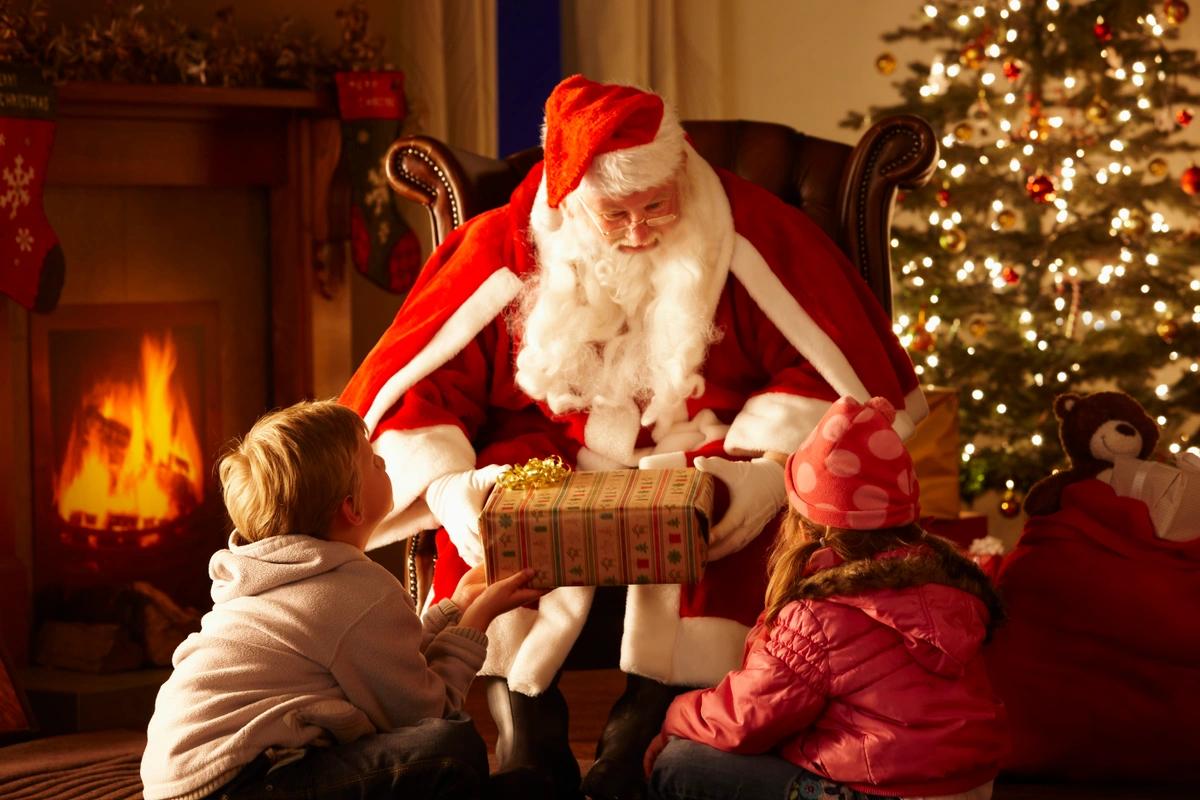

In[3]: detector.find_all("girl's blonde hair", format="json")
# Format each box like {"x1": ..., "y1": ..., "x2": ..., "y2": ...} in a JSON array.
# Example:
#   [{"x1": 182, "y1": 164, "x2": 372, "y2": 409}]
[
  {"x1": 218, "y1": 400, "x2": 366, "y2": 542},
  {"x1": 763, "y1": 508, "x2": 1004, "y2": 637}
]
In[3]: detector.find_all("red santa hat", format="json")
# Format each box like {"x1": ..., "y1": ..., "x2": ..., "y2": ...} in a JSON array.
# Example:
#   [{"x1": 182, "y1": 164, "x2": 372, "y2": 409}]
[
  {"x1": 542, "y1": 74, "x2": 684, "y2": 207},
  {"x1": 785, "y1": 396, "x2": 921, "y2": 530}
]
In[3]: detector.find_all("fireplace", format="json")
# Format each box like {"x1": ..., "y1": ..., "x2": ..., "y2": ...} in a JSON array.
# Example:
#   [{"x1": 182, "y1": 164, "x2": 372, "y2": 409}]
[
  {"x1": 30, "y1": 303, "x2": 222, "y2": 610},
  {"x1": 0, "y1": 83, "x2": 350, "y2": 668}
]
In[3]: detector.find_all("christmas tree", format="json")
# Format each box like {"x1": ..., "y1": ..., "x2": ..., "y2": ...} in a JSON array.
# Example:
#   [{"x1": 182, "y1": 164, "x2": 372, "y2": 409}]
[{"x1": 843, "y1": 0, "x2": 1200, "y2": 511}]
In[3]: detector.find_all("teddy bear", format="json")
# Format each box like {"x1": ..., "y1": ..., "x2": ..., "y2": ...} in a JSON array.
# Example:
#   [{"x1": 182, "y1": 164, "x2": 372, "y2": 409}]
[{"x1": 1022, "y1": 390, "x2": 1160, "y2": 517}]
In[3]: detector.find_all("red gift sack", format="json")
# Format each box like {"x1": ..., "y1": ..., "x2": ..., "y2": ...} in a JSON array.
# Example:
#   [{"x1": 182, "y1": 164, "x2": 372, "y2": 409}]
[{"x1": 986, "y1": 479, "x2": 1200, "y2": 780}]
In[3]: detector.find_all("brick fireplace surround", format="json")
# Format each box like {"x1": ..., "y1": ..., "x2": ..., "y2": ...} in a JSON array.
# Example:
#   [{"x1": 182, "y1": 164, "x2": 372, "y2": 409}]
[{"x1": 0, "y1": 83, "x2": 350, "y2": 669}]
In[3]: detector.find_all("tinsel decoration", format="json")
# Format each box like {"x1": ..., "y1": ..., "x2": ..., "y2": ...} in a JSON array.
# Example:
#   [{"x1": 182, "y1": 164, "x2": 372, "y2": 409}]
[{"x1": 0, "y1": 0, "x2": 386, "y2": 89}]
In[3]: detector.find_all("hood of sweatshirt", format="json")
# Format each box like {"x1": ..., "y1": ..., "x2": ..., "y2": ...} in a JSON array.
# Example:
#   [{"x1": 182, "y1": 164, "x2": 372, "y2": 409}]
[{"x1": 209, "y1": 533, "x2": 367, "y2": 604}]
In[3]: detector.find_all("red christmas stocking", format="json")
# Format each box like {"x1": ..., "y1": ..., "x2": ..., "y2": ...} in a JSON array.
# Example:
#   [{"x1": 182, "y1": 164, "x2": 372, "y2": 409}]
[
  {"x1": 334, "y1": 71, "x2": 421, "y2": 295},
  {"x1": 0, "y1": 66, "x2": 65, "y2": 312}
]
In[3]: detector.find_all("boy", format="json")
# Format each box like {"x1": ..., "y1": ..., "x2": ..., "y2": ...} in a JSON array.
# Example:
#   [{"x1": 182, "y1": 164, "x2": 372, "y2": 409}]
[{"x1": 140, "y1": 400, "x2": 540, "y2": 800}]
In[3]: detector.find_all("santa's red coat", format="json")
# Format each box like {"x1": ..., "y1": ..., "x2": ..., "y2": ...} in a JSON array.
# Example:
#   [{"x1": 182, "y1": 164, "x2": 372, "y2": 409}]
[{"x1": 341, "y1": 151, "x2": 924, "y2": 694}]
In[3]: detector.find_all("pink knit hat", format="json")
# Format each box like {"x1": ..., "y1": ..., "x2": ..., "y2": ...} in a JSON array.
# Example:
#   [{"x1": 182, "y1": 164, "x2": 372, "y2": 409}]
[{"x1": 784, "y1": 396, "x2": 920, "y2": 530}]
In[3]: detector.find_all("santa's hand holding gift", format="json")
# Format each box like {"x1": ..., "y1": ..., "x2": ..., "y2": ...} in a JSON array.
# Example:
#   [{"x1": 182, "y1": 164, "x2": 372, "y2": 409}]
[{"x1": 341, "y1": 75, "x2": 924, "y2": 800}]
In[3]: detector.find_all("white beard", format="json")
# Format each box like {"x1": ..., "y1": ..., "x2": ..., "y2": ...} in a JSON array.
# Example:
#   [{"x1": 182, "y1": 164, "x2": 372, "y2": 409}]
[{"x1": 514, "y1": 155, "x2": 731, "y2": 439}]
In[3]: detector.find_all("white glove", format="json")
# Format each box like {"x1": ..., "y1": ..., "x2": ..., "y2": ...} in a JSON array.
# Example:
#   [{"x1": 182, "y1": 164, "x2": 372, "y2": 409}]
[
  {"x1": 694, "y1": 456, "x2": 786, "y2": 561},
  {"x1": 423, "y1": 464, "x2": 508, "y2": 567}
]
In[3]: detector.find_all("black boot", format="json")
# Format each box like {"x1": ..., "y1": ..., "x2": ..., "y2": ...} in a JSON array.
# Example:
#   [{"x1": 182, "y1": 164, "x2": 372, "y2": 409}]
[
  {"x1": 580, "y1": 674, "x2": 686, "y2": 800},
  {"x1": 486, "y1": 675, "x2": 582, "y2": 800}
]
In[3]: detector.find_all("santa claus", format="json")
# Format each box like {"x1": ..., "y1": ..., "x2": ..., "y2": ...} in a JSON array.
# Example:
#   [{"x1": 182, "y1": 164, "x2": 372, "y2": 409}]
[{"x1": 341, "y1": 75, "x2": 926, "y2": 800}]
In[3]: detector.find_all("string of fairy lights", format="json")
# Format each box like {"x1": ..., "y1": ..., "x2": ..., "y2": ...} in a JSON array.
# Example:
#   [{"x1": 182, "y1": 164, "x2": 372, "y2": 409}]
[{"x1": 877, "y1": 0, "x2": 1200, "y2": 509}]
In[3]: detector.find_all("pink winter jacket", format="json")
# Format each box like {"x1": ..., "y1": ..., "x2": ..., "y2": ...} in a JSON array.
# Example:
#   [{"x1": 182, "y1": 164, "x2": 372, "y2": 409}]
[{"x1": 660, "y1": 571, "x2": 1006, "y2": 797}]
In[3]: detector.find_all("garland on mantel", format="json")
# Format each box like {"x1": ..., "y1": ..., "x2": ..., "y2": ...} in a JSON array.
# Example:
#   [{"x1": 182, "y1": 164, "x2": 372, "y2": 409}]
[{"x1": 0, "y1": 0, "x2": 388, "y2": 89}]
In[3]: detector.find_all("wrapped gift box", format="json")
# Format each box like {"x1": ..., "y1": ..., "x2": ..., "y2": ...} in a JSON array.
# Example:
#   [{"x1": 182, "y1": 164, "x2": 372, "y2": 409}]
[
  {"x1": 908, "y1": 387, "x2": 962, "y2": 519},
  {"x1": 1109, "y1": 453, "x2": 1200, "y2": 541},
  {"x1": 482, "y1": 468, "x2": 714, "y2": 588}
]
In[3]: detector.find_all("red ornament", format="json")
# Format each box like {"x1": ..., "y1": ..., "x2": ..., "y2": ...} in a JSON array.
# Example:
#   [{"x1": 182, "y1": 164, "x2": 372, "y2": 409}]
[
  {"x1": 1182, "y1": 165, "x2": 1200, "y2": 196},
  {"x1": 1093, "y1": 21, "x2": 1113, "y2": 42},
  {"x1": 911, "y1": 329, "x2": 935, "y2": 353},
  {"x1": 1002, "y1": 265, "x2": 1021, "y2": 285},
  {"x1": 1165, "y1": 0, "x2": 1190, "y2": 25},
  {"x1": 1003, "y1": 59, "x2": 1022, "y2": 81},
  {"x1": 1026, "y1": 173, "x2": 1056, "y2": 203},
  {"x1": 1178, "y1": 108, "x2": 1194, "y2": 127},
  {"x1": 936, "y1": 188, "x2": 952, "y2": 208}
]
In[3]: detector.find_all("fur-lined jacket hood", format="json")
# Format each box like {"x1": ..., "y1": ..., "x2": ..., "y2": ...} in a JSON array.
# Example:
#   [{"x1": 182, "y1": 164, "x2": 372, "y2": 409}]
[{"x1": 790, "y1": 546, "x2": 990, "y2": 677}]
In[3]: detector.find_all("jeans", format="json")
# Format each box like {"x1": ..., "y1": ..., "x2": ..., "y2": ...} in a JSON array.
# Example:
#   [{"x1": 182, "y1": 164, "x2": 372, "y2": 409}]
[
  {"x1": 205, "y1": 715, "x2": 488, "y2": 800},
  {"x1": 649, "y1": 739, "x2": 897, "y2": 800}
]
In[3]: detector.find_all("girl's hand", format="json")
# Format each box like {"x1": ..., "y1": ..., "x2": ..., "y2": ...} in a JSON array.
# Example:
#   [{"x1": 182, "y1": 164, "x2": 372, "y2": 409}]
[{"x1": 459, "y1": 568, "x2": 544, "y2": 632}]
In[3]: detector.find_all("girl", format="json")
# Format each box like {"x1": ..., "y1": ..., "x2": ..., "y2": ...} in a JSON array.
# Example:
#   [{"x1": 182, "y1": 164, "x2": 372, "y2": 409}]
[{"x1": 644, "y1": 395, "x2": 1006, "y2": 800}]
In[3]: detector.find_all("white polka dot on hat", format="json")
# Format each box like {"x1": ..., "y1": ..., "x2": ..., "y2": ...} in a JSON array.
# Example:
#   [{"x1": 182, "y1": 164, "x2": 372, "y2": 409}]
[{"x1": 784, "y1": 396, "x2": 920, "y2": 530}]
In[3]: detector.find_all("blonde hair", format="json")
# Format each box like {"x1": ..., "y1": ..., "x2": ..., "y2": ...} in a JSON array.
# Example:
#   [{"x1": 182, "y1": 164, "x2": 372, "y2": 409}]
[
  {"x1": 218, "y1": 400, "x2": 366, "y2": 542},
  {"x1": 763, "y1": 508, "x2": 1004, "y2": 637}
]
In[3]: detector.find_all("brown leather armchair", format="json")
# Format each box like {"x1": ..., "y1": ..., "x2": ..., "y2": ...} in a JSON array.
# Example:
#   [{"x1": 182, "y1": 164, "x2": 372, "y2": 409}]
[{"x1": 383, "y1": 115, "x2": 937, "y2": 612}]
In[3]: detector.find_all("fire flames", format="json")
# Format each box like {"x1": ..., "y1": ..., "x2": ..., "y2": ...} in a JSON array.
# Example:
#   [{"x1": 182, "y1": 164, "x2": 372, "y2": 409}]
[{"x1": 55, "y1": 333, "x2": 204, "y2": 537}]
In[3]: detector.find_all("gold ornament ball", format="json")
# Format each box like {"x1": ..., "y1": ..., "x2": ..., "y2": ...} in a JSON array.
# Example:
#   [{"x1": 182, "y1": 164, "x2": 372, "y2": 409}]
[
  {"x1": 1086, "y1": 97, "x2": 1110, "y2": 123},
  {"x1": 939, "y1": 227, "x2": 968, "y2": 253},
  {"x1": 960, "y1": 44, "x2": 984, "y2": 69},
  {"x1": 876, "y1": 52, "x2": 897, "y2": 75},
  {"x1": 1123, "y1": 210, "x2": 1147, "y2": 237},
  {"x1": 1166, "y1": 0, "x2": 1190, "y2": 25},
  {"x1": 954, "y1": 122, "x2": 974, "y2": 142},
  {"x1": 969, "y1": 318, "x2": 989, "y2": 338},
  {"x1": 997, "y1": 209, "x2": 1018, "y2": 230},
  {"x1": 999, "y1": 489, "x2": 1022, "y2": 518},
  {"x1": 1149, "y1": 157, "x2": 1169, "y2": 177},
  {"x1": 1157, "y1": 318, "x2": 1180, "y2": 342}
]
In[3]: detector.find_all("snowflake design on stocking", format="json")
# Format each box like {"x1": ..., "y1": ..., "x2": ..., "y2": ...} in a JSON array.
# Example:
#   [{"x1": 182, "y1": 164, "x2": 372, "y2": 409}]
[
  {"x1": 2, "y1": 154, "x2": 33, "y2": 220},
  {"x1": 365, "y1": 159, "x2": 390, "y2": 218},
  {"x1": 16, "y1": 227, "x2": 34, "y2": 253}
]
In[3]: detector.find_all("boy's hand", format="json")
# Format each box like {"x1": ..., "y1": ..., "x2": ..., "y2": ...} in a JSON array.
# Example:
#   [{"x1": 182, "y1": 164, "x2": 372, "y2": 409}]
[
  {"x1": 458, "y1": 568, "x2": 544, "y2": 632},
  {"x1": 450, "y1": 565, "x2": 489, "y2": 613}
]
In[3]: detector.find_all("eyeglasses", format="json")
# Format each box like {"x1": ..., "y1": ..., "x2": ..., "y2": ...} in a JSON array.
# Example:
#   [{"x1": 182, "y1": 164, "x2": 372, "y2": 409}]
[{"x1": 580, "y1": 200, "x2": 679, "y2": 240}]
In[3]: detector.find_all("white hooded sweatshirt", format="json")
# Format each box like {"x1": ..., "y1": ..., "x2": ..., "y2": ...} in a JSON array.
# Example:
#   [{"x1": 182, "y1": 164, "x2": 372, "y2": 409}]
[{"x1": 140, "y1": 534, "x2": 487, "y2": 800}]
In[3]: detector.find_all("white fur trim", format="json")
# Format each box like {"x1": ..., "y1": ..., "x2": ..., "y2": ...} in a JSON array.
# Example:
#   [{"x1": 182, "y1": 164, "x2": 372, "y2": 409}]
[
  {"x1": 620, "y1": 584, "x2": 747, "y2": 687},
  {"x1": 729, "y1": 239, "x2": 926, "y2": 440},
  {"x1": 725, "y1": 393, "x2": 834, "y2": 456},
  {"x1": 363, "y1": 268, "x2": 525, "y2": 435},
  {"x1": 480, "y1": 587, "x2": 595, "y2": 695},
  {"x1": 365, "y1": 425, "x2": 477, "y2": 549},
  {"x1": 896, "y1": 387, "x2": 930, "y2": 442}
]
